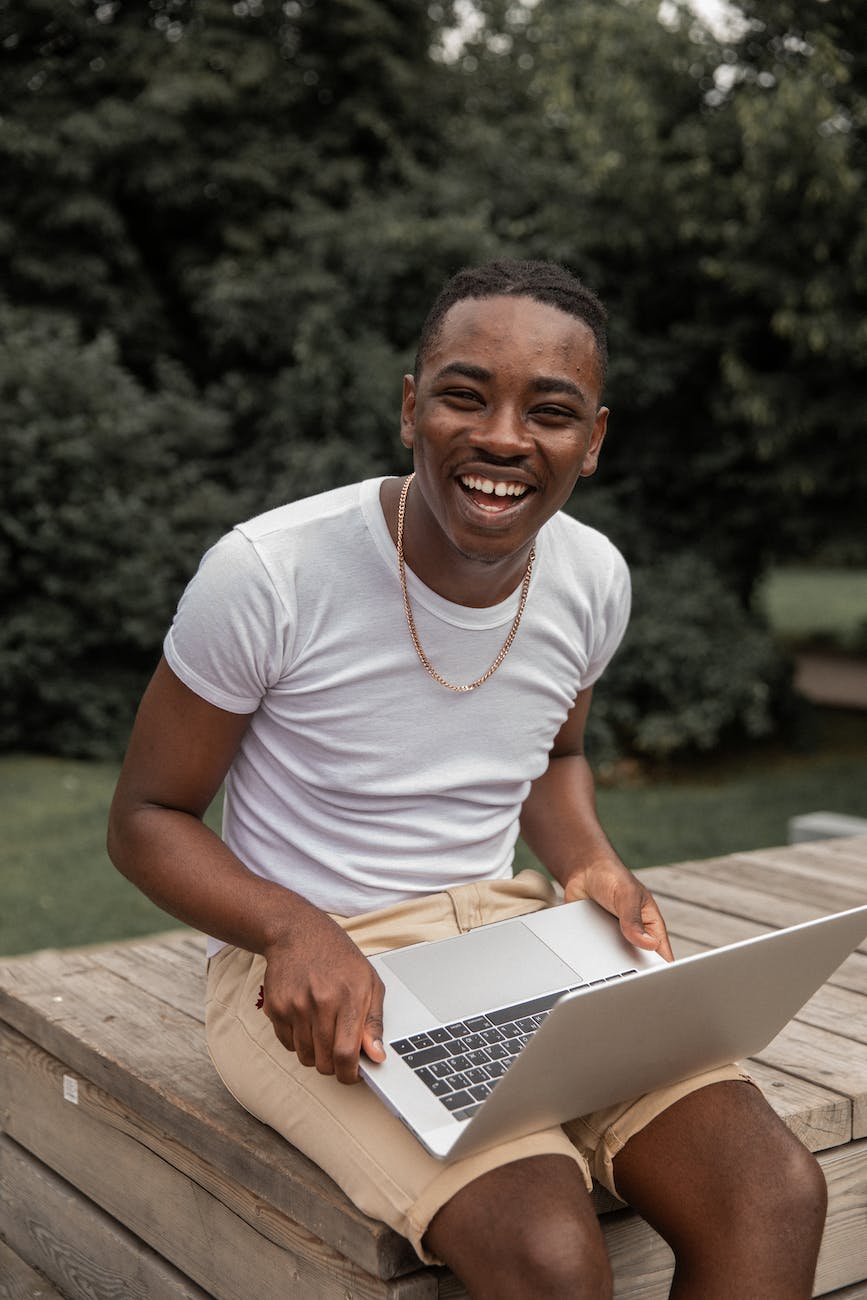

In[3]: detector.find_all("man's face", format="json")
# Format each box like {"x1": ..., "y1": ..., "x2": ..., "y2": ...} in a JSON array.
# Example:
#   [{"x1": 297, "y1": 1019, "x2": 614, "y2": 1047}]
[{"x1": 400, "y1": 294, "x2": 609, "y2": 570}]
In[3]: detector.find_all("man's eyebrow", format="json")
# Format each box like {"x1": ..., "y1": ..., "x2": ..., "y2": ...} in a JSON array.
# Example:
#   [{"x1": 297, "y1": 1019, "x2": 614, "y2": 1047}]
[
  {"x1": 432, "y1": 362, "x2": 493, "y2": 384},
  {"x1": 530, "y1": 375, "x2": 590, "y2": 404}
]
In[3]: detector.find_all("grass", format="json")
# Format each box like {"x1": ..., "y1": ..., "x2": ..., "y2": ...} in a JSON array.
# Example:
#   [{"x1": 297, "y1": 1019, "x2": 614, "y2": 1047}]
[
  {"x1": 0, "y1": 755, "x2": 221, "y2": 958},
  {"x1": 518, "y1": 712, "x2": 867, "y2": 876},
  {"x1": 3, "y1": 710, "x2": 866, "y2": 957},
  {"x1": 757, "y1": 566, "x2": 867, "y2": 651}
]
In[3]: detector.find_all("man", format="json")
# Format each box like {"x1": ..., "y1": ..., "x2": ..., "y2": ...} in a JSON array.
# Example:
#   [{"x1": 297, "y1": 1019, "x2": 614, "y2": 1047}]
[{"x1": 108, "y1": 260, "x2": 826, "y2": 1299}]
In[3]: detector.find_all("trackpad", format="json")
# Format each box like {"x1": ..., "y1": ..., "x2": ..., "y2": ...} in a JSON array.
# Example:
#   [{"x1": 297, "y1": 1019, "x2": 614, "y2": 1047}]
[{"x1": 382, "y1": 922, "x2": 579, "y2": 1022}]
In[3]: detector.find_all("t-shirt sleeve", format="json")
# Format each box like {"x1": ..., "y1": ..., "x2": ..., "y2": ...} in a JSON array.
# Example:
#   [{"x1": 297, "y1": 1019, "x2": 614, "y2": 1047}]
[
  {"x1": 163, "y1": 529, "x2": 291, "y2": 714},
  {"x1": 581, "y1": 546, "x2": 631, "y2": 689}
]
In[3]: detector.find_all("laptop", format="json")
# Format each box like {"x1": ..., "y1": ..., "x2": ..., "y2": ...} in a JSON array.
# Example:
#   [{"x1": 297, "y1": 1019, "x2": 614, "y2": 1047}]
[{"x1": 360, "y1": 897, "x2": 867, "y2": 1161}]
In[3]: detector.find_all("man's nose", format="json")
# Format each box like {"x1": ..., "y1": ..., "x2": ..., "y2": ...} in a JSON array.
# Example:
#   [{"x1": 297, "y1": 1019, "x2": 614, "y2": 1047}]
[{"x1": 471, "y1": 404, "x2": 532, "y2": 457}]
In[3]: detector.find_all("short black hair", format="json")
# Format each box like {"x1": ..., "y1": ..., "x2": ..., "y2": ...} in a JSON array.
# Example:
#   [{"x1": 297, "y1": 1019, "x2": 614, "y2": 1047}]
[{"x1": 413, "y1": 259, "x2": 608, "y2": 386}]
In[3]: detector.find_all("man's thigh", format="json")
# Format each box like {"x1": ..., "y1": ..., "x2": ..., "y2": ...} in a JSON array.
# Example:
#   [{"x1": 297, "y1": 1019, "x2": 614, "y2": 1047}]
[
  {"x1": 611, "y1": 1075, "x2": 822, "y2": 1240},
  {"x1": 206, "y1": 939, "x2": 593, "y2": 1264}
]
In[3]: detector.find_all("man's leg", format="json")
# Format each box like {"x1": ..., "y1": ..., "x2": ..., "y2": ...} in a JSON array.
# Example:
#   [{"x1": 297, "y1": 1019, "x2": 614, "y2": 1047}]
[
  {"x1": 424, "y1": 1154, "x2": 612, "y2": 1300},
  {"x1": 613, "y1": 1080, "x2": 827, "y2": 1299}
]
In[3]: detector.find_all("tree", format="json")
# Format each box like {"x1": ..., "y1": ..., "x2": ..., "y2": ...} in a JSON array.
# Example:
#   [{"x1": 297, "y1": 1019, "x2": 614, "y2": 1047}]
[
  {"x1": 3, "y1": 0, "x2": 860, "y2": 759},
  {"x1": 0, "y1": 305, "x2": 237, "y2": 754}
]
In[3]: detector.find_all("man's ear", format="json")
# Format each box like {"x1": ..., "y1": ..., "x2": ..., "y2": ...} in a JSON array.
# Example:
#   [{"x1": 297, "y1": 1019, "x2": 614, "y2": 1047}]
[
  {"x1": 579, "y1": 406, "x2": 609, "y2": 478},
  {"x1": 400, "y1": 375, "x2": 416, "y2": 449}
]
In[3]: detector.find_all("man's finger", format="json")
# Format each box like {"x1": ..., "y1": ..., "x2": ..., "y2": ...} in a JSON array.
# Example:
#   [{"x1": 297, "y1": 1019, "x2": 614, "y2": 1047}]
[
  {"x1": 619, "y1": 895, "x2": 675, "y2": 963},
  {"x1": 361, "y1": 977, "x2": 386, "y2": 1066}
]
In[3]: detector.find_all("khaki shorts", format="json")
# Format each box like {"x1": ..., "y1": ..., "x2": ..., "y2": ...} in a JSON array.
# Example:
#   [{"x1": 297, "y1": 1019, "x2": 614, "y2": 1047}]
[{"x1": 205, "y1": 870, "x2": 751, "y2": 1263}]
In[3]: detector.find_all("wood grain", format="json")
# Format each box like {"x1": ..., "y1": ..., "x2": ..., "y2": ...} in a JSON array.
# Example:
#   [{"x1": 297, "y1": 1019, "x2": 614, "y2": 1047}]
[
  {"x1": 0, "y1": 1238, "x2": 68, "y2": 1300},
  {"x1": 0, "y1": 1136, "x2": 210, "y2": 1300},
  {"x1": 2, "y1": 835, "x2": 866, "y2": 1298}
]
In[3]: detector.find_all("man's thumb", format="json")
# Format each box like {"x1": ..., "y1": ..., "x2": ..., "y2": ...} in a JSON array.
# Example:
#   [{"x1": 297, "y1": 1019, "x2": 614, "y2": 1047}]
[{"x1": 362, "y1": 991, "x2": 386, "y2": 1062}]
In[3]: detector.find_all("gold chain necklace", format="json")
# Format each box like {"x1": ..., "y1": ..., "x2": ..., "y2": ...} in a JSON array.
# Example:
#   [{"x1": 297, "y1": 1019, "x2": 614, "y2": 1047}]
[{"x1": 396, "y1": 472, "x2": 535, "y2": 693}]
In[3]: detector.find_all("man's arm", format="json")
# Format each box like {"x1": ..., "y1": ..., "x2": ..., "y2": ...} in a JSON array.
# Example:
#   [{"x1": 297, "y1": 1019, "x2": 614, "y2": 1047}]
[
  {"x1": 519, "y1": 687, "x2": 674, "y2": 961},
  {"x1": 107, "y1": 656, "x2": 386, "y2": 1083}
]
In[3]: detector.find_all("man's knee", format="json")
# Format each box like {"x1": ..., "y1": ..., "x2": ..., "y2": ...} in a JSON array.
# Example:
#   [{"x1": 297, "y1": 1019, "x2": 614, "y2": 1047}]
[
  {"x1": 438, "y1": 1206, "x2": 612, "y2": 1300},
  {"x1": 755, "y1": 1133, "x2": 827, "y2": 1239},
  {"x1": 424, "y1": 1155, "x2": 612, "y2": 1300}
]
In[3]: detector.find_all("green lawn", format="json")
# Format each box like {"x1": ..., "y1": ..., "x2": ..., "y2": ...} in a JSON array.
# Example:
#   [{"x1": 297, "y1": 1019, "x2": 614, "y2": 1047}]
[
  {"x1": 519, "y1": 713, "x2": 867, "y2": 875},
  {"x1": 0, "y1": 755, "x2": 221, "y2": 957},
  {"x1": 757, "y1": 566, "x2": 867, "y2": 650},
  {"x1": 3, "y1": 710, "x2": 866, "y2": 957}
]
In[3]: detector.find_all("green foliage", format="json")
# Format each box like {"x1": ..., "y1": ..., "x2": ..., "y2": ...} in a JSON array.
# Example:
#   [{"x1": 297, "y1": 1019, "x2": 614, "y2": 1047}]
[
  {"x1": 587, "y1": 554, "x2": 785, "y2": 760},
  {"x1": 1, "y1": 0, "x2": 863, "y2": 760},
  {"x1": 0, "y1": 304, "x2": 238, "y2": 755}
]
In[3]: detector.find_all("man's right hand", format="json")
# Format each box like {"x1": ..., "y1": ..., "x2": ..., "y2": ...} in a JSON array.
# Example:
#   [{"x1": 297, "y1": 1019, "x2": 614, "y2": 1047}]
[{"x1": 259, "y1": 904, "x2": 387, "y2": 1085}]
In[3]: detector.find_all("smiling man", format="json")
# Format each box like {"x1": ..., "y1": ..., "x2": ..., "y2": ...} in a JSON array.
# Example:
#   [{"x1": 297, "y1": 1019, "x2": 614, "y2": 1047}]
[{"x1": 108, "y1": 260, "x2": 826, "y2": 1299}]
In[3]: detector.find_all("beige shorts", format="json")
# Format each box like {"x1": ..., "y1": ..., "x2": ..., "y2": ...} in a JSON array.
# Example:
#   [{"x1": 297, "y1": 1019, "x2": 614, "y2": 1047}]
[{"x1": 205, "y1": 870, "x2": 751, "y2": 1263}]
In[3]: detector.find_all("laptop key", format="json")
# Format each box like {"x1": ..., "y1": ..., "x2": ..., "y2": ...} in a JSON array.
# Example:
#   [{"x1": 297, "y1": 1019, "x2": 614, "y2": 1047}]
[
  {"x1": 485, "y1": 1060, "x2": 508, "y2": 1078},
  {"x1": 449, "y1": 1072, "x2": 471, "y2": 1090},
  {"x1": 463, "y1": 1034, "x2": 487, "y2": 1052},
  {"x1": 445, "y1": 1022, "x2": 472, "y2": 1037},
  {"x1": 424, "y1": 1076, "x2": 454, "y2": 1097},
  {"x1": 443, "y1": 1090, "x2": 474, "y2": 1111},
  {"x1": 391, "y1": 1039, "x2": 415, "y2": 1055},
  {"x1": 408, "y1": 1031, "x2": 434, "y2": 1048},
  {"x1": 404, "y1": 1044, "x2": 449, "y2": 1069},
  {"x1": 465, "y1": 1049, "x2": 491, "y2": 1067},
  {"x1": 465, "y1": 1015, "x2": 493, "y2": 1031},
  {"x1": 470, "y1": 1082, "x2": 492, "y2": 1101},
  {"x1": 486, "y1": 989, "x2": 567, "y2": 1027},
  {"x1": 430, "y1": 1059, "x2": 453, "y2": 1078},
  {"x1": 428, "y1": 1026, "x2": 452, "y2": 1043},
  {"x1": 453, "y1": 1103, "x2": 482, "y2": 1121},
  {"x1": 486, "y1": 1042, "x2": 510, "y2": 1060}
]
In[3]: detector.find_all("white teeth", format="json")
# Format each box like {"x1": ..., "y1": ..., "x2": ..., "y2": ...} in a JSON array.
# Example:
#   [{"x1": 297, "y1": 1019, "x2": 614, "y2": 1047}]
[{"x1": 460, "y1": 475, "x2": 528, "y2": 499}]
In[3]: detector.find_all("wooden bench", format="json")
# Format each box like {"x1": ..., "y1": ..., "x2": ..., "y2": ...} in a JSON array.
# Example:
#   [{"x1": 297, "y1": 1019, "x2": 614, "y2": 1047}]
[{"x1": 2, "y1": 836, "x2": 867, "y2": 1299}]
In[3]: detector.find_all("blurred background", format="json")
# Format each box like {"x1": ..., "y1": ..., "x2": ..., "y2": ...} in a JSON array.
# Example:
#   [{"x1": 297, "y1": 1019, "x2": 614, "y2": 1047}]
[{"x1": 2, "y1": 0, "x2": 866, "y2": 954}]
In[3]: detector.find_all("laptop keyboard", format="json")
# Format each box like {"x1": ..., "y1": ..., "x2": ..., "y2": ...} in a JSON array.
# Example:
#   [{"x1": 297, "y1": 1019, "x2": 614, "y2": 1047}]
[{"x1": 389, "y1": 972, "x2": 637, "y2": 1122}]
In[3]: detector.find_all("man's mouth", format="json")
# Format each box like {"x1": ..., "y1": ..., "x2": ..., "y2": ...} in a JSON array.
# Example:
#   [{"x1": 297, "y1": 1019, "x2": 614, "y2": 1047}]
[{"x1": 458, "y1": 475, "x2": 532, "y2": 511}]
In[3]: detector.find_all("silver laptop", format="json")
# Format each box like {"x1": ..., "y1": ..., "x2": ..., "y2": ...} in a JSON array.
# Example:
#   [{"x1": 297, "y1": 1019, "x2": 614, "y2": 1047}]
[{"x1": 360, "y1": 897, "x2": 867, "y2": 1161}]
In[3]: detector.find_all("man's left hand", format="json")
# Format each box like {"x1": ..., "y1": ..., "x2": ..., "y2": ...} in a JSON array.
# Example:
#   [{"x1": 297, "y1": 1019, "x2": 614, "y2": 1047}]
[{"x1": 563, "y1": 858, "x2": 675, "y2": 962}]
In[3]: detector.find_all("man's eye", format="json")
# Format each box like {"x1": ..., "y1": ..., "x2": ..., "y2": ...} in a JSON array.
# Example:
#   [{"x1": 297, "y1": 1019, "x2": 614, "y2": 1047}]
[
  {"x1": 443, "y1": 389, "x2": 483, "y2": 405},
  {"x1": 533, "y1": 405, "x2": 576, "y2": 421}
]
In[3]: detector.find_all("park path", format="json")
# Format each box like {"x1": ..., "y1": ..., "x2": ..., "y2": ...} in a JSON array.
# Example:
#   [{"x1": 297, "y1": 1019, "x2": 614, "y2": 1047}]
[{"x1": 794, "y1": 653, "x2": 867, "y2": 711}]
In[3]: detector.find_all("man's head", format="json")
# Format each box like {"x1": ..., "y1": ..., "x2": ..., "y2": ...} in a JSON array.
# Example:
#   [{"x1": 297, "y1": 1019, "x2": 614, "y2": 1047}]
[
  {"x1": 397, "y1": 266, "x2": 611, "y2": 594},
  {"x1": 414, "y1": 259, "x2": 608, "y2": 390}
]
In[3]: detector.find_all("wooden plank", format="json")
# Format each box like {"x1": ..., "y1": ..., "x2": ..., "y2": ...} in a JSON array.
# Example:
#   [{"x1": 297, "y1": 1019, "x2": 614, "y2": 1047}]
[
  {"x1": 669, "y1": 853, "x2": 867, "y2": 915},
  {"x1": 602, "y1": 1208, "x2": 674, "y2": 1299},
  {"x1": 745, "y1": 1060, "x2": 853, "y2": 1153},
  {"x1": 0, "y1": 1238, "x2": 69, "y2": 1300},
  {"x1": 814, "y1": 1139, "x2": 867, "y2": 1296},
  {"x1": 725, "y1": 837, "x2": 867, "y2": 884},
  {"x1": 638, "y1": 866, "x2": 867, "y2": 957},
  {"x1": 0, "y1": 1028, "x2": 435, "y2": 1300},
  {"x1": 0, "y1": 952, "x2": 419, "y2": 1282},
  {"x1": 91, "y1": 933, "x2": 207, "y2": 1022},
  {"x1": 758, "y1": 1020, "x2": 867, "y2": 1139},
  {"x1": 0, "y1": 1136, "x2": 210, "y2": 1300},
  {"x1": 640, "y1": 894, "x2": 867, "y2": 995}
]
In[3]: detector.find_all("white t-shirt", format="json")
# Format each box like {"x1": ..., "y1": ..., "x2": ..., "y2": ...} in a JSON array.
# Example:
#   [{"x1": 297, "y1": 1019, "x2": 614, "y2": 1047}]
[{"x1": 164, "y1": 478, "x2": 630, "y2": 951}]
